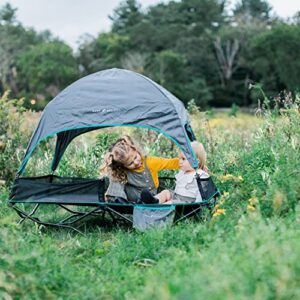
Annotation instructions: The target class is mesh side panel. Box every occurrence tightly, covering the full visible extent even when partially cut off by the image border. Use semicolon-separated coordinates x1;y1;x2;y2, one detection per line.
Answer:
198;177;219;201
9;175;105;204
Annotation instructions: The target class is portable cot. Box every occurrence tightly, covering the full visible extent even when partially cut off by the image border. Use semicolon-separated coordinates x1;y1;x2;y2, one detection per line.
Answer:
9;68;219;232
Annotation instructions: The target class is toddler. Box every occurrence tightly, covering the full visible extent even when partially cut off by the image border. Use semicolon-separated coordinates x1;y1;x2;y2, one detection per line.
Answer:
140;141;209;204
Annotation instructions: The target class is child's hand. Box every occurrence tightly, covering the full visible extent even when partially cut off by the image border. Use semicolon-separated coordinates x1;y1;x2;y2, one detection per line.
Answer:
203;166;209;173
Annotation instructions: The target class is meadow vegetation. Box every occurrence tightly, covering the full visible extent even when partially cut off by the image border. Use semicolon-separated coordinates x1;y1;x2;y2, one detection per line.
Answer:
0;92;299;299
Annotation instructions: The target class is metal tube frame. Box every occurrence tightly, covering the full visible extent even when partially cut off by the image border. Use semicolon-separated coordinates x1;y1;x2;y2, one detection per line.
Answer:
9;202;134;233
9;196;217;233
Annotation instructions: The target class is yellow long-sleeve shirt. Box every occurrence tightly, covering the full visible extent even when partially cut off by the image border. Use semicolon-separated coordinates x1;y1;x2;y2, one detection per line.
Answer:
132;156;179;188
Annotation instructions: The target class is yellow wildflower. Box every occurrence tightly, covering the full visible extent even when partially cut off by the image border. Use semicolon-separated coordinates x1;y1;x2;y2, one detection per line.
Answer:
219;174;234;181
236;176;244;182
212;208;226;217
247;197;259;212
219;174;243;182
247;204;256;212
248;197;258;206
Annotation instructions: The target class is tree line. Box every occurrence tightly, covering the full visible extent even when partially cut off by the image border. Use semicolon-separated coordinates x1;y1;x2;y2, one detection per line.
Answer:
0;0;299;110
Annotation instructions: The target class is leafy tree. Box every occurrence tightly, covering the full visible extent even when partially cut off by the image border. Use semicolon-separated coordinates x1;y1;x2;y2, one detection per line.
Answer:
149;50;186;94
183;77;213;108
250;24;300;96
142;0;226;51
0;23;44;95
16;41;78;108
212;0;276;106
78;0;229;107
138;0;226;106
212;22;266;106
0;2;75;107
77;32;131;74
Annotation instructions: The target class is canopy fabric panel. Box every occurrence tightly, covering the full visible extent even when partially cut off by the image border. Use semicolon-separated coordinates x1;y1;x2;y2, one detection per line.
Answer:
18;68;198;175
51;127;99;171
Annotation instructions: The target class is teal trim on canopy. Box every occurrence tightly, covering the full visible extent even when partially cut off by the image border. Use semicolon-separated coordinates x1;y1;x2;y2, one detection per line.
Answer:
17;68;200;176
18;123;199;175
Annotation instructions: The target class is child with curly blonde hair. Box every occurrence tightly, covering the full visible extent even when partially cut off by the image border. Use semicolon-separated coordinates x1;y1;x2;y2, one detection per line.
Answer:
100;135;179;202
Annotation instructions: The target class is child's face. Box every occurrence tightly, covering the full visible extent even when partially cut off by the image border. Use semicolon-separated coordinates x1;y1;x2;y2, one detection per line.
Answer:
124;150;142;170
179;152;193;172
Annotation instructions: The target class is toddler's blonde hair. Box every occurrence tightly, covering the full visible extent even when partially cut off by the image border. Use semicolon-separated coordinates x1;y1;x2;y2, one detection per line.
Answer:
191;141;206;170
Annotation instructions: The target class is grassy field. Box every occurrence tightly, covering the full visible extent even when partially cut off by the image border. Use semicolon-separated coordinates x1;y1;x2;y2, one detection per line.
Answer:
0;99;300;299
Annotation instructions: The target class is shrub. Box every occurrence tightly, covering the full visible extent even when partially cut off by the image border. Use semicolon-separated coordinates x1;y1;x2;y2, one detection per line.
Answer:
228;103;239;117
0;92;30;183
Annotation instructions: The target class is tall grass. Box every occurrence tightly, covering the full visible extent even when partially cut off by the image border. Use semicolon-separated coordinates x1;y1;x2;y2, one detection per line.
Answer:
0;93;299;299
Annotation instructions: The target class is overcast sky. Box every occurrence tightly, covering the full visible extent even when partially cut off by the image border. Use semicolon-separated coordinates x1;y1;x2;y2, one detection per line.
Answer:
0;0;299;49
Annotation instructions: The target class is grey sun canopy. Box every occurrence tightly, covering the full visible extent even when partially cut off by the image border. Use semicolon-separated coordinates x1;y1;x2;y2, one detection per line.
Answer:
18;68;198;175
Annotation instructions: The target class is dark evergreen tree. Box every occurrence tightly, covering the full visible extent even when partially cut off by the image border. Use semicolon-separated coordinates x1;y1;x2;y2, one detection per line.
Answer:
250;24;300;96
233;0;273;23
110;0;144;34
